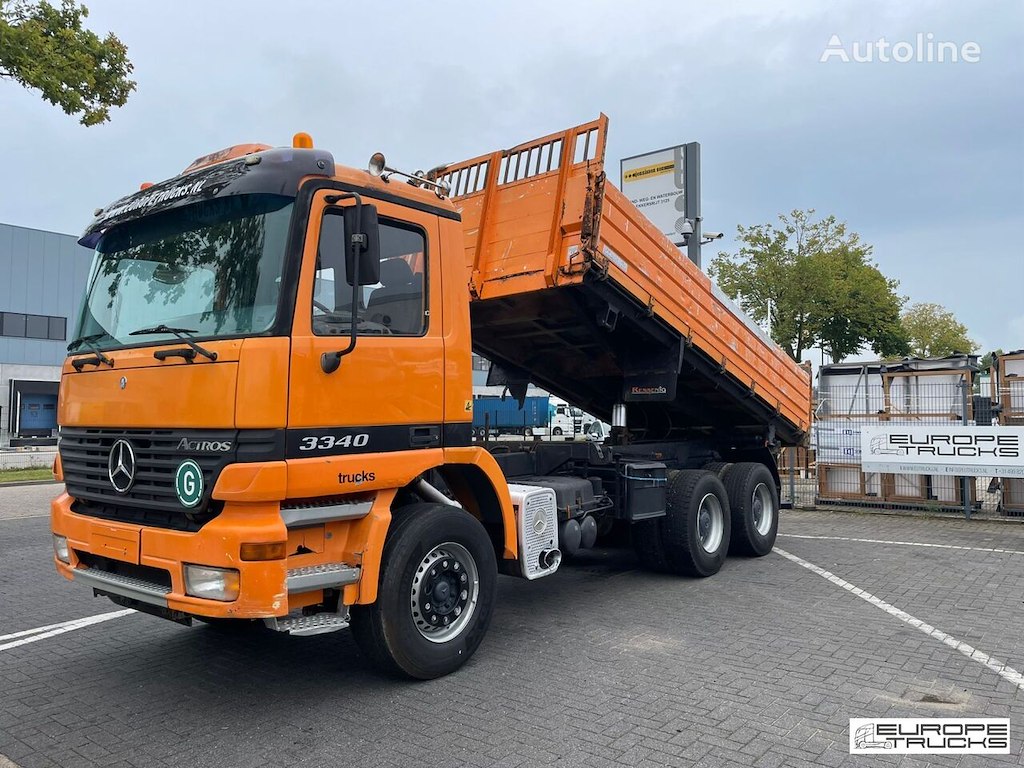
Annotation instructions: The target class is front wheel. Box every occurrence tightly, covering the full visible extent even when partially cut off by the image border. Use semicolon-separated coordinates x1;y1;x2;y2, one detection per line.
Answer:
350;504;497;679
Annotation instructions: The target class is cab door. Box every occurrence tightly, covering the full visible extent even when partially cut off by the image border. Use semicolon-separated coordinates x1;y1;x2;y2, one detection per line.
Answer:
287;190;445;459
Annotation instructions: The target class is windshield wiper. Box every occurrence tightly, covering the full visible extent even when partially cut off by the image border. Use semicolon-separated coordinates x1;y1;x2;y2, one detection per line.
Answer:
68;332;109;353
129;324;218;362
67;332;114;370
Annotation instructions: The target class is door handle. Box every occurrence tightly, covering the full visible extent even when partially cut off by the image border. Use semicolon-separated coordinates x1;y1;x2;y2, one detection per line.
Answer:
409;426;441;448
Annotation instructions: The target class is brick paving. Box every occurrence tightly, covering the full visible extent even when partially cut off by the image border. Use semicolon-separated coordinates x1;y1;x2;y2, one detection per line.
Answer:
1;486;1022;767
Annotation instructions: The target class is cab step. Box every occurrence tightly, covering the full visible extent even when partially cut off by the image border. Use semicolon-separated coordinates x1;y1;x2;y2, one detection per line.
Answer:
264;611;350;636
286;563;360;594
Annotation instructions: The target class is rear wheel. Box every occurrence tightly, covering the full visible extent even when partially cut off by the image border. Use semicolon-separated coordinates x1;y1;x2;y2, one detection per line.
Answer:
722;463;779;556
662;471;731;576
702;461;731;478
350;504;497;679
634;470;731;577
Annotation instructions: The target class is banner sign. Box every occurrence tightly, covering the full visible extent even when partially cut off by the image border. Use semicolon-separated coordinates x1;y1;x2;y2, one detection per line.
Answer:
620;145;687;243
861;425;1024;477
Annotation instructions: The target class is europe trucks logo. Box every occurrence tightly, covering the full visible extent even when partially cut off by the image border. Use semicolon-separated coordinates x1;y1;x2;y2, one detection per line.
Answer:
869;433;1019;459
862;426;1024;477
849;718;1009;754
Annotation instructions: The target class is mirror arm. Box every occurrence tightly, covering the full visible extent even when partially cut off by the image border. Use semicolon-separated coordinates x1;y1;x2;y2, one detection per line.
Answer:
321;192;364;374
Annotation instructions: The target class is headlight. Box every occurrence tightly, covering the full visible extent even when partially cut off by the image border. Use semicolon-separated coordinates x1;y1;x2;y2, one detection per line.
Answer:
184;564;240;602
53;534;70;564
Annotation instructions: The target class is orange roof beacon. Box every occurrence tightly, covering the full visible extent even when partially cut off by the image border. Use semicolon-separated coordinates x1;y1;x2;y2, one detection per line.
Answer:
53;118;811;679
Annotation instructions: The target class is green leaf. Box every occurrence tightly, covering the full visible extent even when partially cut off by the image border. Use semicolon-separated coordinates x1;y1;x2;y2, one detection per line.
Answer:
900;302;977;358
709;209;910;363
0;0;136;125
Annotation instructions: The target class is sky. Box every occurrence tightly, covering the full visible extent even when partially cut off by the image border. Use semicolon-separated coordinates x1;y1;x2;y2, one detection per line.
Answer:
1;0;1021;357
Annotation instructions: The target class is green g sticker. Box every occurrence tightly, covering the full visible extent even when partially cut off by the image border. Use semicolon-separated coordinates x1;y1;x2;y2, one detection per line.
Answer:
175;460;204;508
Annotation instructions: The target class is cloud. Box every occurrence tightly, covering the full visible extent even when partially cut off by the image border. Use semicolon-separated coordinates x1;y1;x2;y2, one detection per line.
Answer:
0;0;1019;351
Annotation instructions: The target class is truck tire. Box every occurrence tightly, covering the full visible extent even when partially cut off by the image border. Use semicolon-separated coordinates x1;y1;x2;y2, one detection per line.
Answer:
552;427;563;436
722;462;779;557
633;471;676;571
702;461;732;478
661;470;731;577
350;503;497;680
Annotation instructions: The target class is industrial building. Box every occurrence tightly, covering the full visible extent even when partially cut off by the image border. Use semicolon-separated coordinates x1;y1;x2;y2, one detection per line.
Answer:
0;223;92;446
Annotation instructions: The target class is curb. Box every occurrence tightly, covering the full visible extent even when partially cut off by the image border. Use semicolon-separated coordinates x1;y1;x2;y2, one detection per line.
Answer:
790;504;1024;525
0;479;60;489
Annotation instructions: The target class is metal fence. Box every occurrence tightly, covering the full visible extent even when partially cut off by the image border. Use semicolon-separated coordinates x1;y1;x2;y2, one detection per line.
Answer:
0;405;58;472
778;378;1016;519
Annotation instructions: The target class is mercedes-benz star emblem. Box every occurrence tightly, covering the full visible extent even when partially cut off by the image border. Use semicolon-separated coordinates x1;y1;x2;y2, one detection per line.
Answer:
108;439;136;493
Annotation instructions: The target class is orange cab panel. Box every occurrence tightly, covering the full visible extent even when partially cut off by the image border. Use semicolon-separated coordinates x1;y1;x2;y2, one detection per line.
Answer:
60;360;238;428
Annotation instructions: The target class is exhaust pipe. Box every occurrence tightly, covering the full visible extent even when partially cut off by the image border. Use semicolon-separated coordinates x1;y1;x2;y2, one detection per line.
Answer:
414;478;461;507
538;549;562;571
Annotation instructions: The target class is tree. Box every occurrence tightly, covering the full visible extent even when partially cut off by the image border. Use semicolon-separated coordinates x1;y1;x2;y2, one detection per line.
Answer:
901;302;976;358
979;349;1003;375
0;0;135;125
709;209;909;363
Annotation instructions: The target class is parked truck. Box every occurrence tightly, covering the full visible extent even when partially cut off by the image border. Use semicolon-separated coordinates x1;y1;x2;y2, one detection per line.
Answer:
51;116;811;679
472;394;548;437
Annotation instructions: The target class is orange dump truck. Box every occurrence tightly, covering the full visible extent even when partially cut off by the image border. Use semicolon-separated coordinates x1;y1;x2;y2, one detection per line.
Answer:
51;117;810;678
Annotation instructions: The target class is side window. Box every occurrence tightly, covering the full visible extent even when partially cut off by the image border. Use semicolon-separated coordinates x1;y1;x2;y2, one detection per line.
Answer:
312;212;427;337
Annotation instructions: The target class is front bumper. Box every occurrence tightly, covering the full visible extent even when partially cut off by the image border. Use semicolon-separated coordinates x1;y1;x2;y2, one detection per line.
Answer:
51;453;404;618
52;490;293;618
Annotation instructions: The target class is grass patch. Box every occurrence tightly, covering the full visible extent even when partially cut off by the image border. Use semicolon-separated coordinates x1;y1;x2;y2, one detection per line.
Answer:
0;467;55;484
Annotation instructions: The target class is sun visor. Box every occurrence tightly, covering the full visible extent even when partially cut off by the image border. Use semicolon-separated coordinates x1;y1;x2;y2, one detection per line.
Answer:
80;147;334;248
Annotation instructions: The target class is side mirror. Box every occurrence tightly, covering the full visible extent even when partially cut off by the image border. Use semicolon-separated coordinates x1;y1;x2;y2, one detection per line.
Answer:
343;203;381;286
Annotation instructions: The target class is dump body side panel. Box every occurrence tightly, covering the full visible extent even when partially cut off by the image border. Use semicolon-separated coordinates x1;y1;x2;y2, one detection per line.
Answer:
432;116;811;445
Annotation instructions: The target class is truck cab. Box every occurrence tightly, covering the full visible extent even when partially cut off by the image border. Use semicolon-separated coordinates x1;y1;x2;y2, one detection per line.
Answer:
52;139;520;678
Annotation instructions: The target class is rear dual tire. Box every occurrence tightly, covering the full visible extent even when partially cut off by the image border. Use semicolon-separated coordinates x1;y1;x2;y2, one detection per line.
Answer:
634;470;732;577
634;462;780;575
722;462;779;557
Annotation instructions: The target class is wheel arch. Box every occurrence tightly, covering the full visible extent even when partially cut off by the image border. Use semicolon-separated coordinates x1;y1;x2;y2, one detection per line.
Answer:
436;448;518;563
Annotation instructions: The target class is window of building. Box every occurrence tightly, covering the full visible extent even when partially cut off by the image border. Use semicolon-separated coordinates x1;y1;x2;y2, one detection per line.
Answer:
25;314;48;339
1;312;26;337
312;214;427;336
472;355;490;371
48;316;66;341
0;312;67;341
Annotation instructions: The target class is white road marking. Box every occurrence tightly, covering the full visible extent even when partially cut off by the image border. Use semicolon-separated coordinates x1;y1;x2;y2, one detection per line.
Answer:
0;753;24;768
0;609;134;652
774;547;1024;693
778;533;1024;556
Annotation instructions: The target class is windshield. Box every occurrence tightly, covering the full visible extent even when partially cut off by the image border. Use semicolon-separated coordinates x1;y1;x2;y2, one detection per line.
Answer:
73;194;293;351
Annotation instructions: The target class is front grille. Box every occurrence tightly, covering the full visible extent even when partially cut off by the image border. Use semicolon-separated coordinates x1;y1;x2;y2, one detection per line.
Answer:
61;427;233;513
61;427;284;530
